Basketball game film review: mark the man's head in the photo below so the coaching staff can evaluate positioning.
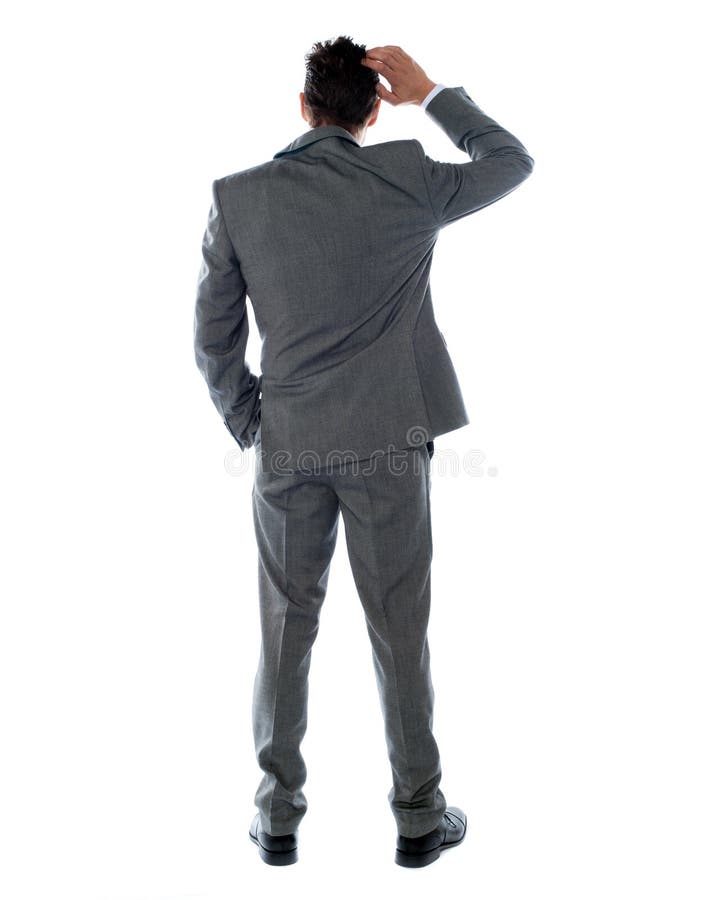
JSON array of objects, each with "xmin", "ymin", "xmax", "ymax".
[{"xmin": 300, "ymin": 35, "xmax": 381, "ymax": 144}]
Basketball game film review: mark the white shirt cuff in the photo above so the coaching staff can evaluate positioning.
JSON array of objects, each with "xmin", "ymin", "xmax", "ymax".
[{"xmin": 420, "ymin": 83, "xmax": 447, "ymax": 110}]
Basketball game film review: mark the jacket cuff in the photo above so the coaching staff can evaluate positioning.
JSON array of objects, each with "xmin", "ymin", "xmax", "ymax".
[{"xmin": 223, "ymin": 380, "xmax": 262, "ymax": 450}]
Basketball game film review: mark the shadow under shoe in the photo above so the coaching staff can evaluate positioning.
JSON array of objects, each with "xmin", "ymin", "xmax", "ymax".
[
  {"xmin": 249, "ymin": 813, "xmax": 299, "ymax": 866},
  {"xmin": 395, "ymin": 806, "xmax": 467, "ymax": 868}
]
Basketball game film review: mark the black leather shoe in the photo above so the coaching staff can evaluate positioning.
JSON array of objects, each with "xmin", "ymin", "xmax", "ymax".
[
  {"xmin": 395, "ymin": 806, "xmax": 467, "ymax": 867},
  {"xmin": 249, "ymin": 813, "xmax": 298, "ymax": 866}
]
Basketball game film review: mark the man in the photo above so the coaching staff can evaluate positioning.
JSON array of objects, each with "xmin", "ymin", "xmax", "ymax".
[{"xmin": 194, "ymin": 36, "xmax": 533, "ymax": 867}]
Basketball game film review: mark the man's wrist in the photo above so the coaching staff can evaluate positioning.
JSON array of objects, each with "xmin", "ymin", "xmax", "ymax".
[
  {"xmin": 415, "ymin": 80, "xmax": 437, "ymax": 105},
  {"xmin": 418, "ymin": 82, "xmax": 446, "ymax": 109}
]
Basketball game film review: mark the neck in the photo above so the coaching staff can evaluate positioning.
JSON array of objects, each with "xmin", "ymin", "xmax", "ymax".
[{"xmin": 310, "ymin": 121, "xmax": 364, "ymax": 142}]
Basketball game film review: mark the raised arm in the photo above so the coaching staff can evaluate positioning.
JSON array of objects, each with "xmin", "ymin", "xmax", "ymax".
[{"xmin": 361, "ymin": 45, "xmax": 534, "ymax": 228}]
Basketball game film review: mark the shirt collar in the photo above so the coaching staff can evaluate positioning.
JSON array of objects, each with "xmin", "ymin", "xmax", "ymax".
[{"xmin": 273, "ymin": 125, "xmax": 361, "ymax": 159}]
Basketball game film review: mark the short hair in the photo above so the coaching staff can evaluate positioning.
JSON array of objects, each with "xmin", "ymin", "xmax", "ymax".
[{"xmin": 303, "ymin": 35, "xmax": 379, "ymax": 131}]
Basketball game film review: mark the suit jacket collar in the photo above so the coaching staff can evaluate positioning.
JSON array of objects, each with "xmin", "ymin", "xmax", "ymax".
[{"xmin": 273, "ymin": 125, "xmax": 360, "ymax": 159}]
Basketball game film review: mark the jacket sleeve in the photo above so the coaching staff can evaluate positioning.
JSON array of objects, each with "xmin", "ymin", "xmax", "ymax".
[
  {"xmin": 414, "ymin": 85, "xmax": 534, "ymax": 229},
  {"xmin": 194, "ymin": 178, "xmax": 261, "ymax": 450}
]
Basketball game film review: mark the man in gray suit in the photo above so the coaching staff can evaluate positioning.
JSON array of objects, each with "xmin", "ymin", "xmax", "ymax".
[{"xmin": 194, "ymin": 36, "xmax": 533, "ymax": 867}]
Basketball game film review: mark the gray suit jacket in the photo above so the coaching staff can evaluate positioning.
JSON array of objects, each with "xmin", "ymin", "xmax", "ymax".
[{"xmin": 194, "ymin": 85, "xmax": 533, "ymax": 473}]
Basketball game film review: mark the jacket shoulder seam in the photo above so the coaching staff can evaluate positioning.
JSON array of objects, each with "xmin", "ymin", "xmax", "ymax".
[{"xmin": 412, "ymin": 139, "xmax": 439, "ymax": 227}]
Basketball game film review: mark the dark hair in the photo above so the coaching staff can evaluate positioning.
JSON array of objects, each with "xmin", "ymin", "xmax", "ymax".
[{"xmin": 303, "ymin": 35, "xmax": 379, "ymax": 132}]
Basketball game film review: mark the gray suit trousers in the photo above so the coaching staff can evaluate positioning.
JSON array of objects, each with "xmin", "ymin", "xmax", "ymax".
[{"xmin": 251, "ymin": 441, "xmax": 446, "ymax": 838}]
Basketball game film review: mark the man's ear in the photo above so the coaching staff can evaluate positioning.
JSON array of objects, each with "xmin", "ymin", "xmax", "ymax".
[{"xmin": 367, "ymin": 96, "xmax": 382, "ymax": 127}]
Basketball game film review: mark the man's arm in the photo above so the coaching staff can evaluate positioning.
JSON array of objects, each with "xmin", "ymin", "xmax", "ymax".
[
  {"xmin": 416, "ymin": 85, "xmax": 534, "ymax": 228},
  {"xmin": 361, "ymin": 46, "xmax": 534, "ymax": 228},
  {"xmin": 194, "ymin": 178, "xmax": 261, "ymax": 450}
]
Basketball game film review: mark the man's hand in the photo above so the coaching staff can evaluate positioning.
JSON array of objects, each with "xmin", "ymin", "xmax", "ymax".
[{"xmin": 360, "ymin": 45, "xmax": 436, "ymax": 106}]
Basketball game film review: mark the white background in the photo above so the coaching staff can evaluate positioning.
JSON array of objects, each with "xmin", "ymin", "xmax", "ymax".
[{"xmin": 2, "ymin": 1, "xmax": 719, "ymax": 898}]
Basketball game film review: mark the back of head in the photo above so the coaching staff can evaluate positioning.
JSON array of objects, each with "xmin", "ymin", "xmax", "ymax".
[{"xmin": 304, "ymin": 35, "xmax": 379, "ymax": 132}]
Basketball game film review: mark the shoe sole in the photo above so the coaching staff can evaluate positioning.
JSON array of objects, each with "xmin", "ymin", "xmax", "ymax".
[
  {"xmin": 249, "ymin": 830, "xmax": 298, "ymax": 866},
  {"xmin": 395, "ymin": 829, "xmax": 466, "ymax": 868}
]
